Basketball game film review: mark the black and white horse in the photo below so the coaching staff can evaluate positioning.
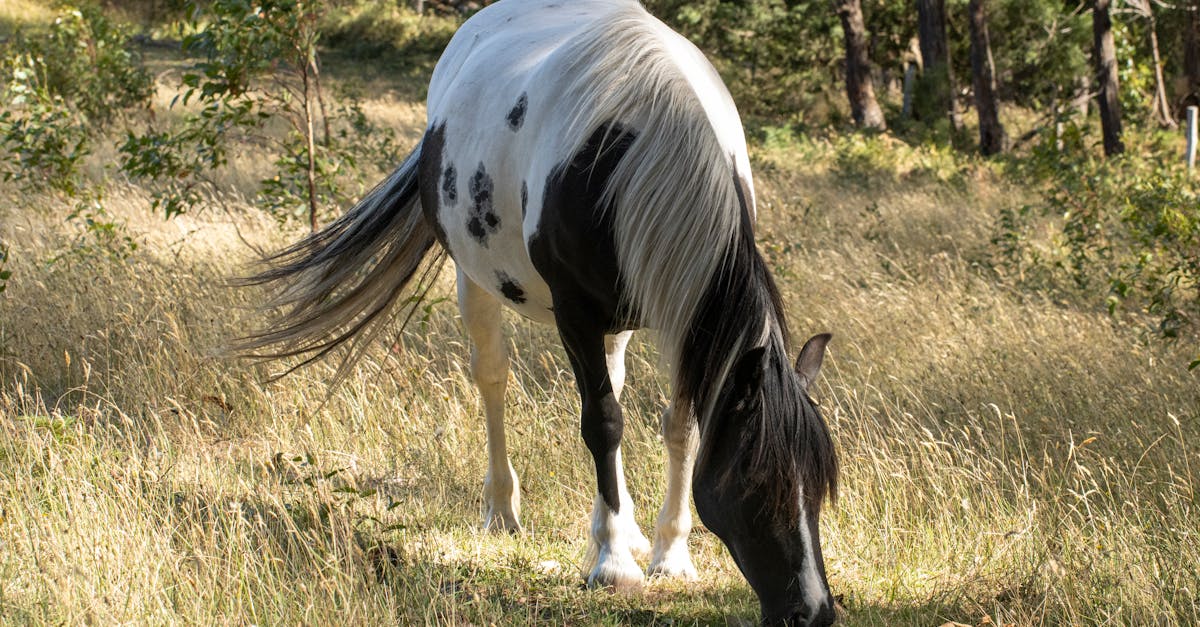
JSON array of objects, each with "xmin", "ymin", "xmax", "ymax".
[{"xmin": 242, "ymin": 1, "xmax": 838, "ymax": 623}]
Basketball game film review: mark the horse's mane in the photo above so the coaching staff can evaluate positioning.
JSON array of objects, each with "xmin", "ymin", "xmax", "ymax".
[
  {"xmin": 556, "ymin": 3, "xmax": 742, "ymax": 375},
  {"xmin": 554, "ymin": 3, "xmax": 837, "ymax": 519}
]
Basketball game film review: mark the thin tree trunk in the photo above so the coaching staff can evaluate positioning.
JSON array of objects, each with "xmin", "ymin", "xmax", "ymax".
[
  {"xmin": 902, "ymin": 61, "xmax": 918, "ymax": 118},
  {"xmin": 968, "ymin": 0, "xmax": 1005, "ymax": 154},
  {"xmin": 837, "ymin": 0, "xmax": 887, "ymax": 129},
  {"xmin": 1146, "ymin": 6, "xmax": 1176, "ymax": 127},
  {"xmin": 915, "ymin": 0, "xmax": 962, "ymax": 131},
  {"xmin": 1073, "ymin": 71, "xmax": 1091, "ymax": 118},
  {"xmin": 1093, "ymin": 0, "xmax": 1124, "ymax": 156},
  {"xmin": 301, "ymin": 58, "xmax": 319, "ymax": 232},
  {"xmin": 312, "ymin": 56, "xmax": 331, "ymax": 146}
]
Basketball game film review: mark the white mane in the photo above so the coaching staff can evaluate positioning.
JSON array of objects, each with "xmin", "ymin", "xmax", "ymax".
[{"xmin": 552, "ymin": 3, "xmax": 756, "ymax": 398}]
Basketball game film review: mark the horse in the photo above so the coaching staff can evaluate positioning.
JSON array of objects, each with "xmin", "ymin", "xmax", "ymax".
[{"xmin": 239, "ymin": 1, "xmax": 838, "ymax": 624}]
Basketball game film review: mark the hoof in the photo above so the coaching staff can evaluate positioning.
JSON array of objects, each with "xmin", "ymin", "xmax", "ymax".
[
  {"xmin": 587, "ymin": 549, "xmax": 645, "ymax": 592},
  {"xmin": 648, "ymin": 548, "xmax": 698, "ymax": 580},
  {"xmin": 483, "ymin": 508, "xmax": 522, "ymax": 534}
]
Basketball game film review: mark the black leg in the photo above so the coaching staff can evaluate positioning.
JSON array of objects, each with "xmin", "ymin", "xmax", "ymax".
[{"xmin": 555, "ymin": 309, "xmax": 624, "ymax": 514}]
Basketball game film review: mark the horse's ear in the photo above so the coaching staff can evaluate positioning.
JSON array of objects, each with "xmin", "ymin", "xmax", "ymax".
[
  {"xmin": 795, "ymin": 333, "xmax": 832, "ymax": 392},
  {"xmin": 731, "ymin": 346, "xmax": 767, "ymax": 399}
]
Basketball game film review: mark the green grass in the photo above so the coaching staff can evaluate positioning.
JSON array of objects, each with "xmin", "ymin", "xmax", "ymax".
[{"xmin": 2, "ymin": 39, "xmax": 1199, "ymax": 626}]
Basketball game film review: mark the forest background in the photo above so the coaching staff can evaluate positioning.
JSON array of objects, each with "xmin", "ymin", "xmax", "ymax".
[{"xmin": 1, "ymin": 0, "xmax": 1198, "ymax": 625}]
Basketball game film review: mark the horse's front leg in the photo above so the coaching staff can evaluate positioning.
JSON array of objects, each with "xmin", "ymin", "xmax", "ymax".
[
  {"xmin": 603, "ymin": 331, "xmax": 652, "ymax": 560},
  {"xmin": 458, "ymin": 270, "xmax": 521, "ymax": 532},
  {"xmin": 557, "ymin": 320, "xmax": 645, "ymax": 591},
  {"xmin": 648, "ymin": 401, "xmax": 699, "ymax": 579}
]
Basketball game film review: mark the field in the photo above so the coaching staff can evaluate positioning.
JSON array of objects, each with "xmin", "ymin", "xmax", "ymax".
[{"xmin": 3, "ymin": 14, "xmax": 1200, "ymax": 627}]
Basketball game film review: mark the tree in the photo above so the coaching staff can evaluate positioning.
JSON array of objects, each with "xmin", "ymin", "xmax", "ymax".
[
  {"xmin": 836, "ymin": 0, "xmax": 886, "ymax": 129},
  {"xmin": 967, "ymin": 0, "xmax": 1005, "ymax": 154},
  {"xmin": 1093, "ymin": 0, "xmax": 1125, "ymax": 155},
  {"xmin": 1125, "ymin": 0, "xmax": 1176, "ymax": 127},
  {"xmin": 915, "ymin": 0, "xmax": 962, "ymax": 131}
]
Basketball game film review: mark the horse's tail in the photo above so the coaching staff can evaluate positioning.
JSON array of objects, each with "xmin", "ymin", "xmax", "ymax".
[{"xmin": 234, "ymin": 141, "xmax": 446, "ymax": 382}]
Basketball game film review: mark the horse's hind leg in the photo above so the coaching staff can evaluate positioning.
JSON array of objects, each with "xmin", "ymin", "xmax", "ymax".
[
  {"xmin": 603, "ymin": 331, "xmax": 652, "ymax": 559},
  {"xmin": 647, "ymin": 401, "xmax": 699, "ymax": 579},
  {"xmin": 458, "ymin": 269, "xmax": 521, "ymax": 532}
]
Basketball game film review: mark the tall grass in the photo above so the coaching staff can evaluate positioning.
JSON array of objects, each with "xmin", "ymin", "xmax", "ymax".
[{"xmin": 2, "ymin": 74, "xmax": 1198, "ymax": 627}]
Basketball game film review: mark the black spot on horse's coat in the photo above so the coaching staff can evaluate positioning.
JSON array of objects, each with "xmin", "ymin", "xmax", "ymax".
[
  {"xmin": 496, "ymin": 271, "xmax": 527, "ymax": 304},
  {"xmin": 467, "ymin": 163, "xmax": 500, "ymax": 245},
  {"xmin": 441, "ymin": 164, "xmax": 457, "ymax": 204},
  {"xmin": 506, "ymin": 93, "xmax": 527, "ymax": 131},
  {"xmin": 467, "ymin": 216, "xmax": 486, "ymax": 241},
  {"xmin": 417, "ymin": 122, "xmax": 450, "ymax": 248},
  {"xmin": 521, "ymin": 180, "xmax": 528, "ymax": 217}
]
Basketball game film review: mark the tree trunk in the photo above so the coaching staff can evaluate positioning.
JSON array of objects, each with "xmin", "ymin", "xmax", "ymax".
[
  {"xmin": 915, "ymin": 0, "xmax": 962, "ymax": 131},
  {"xmin": 967, "ymin": 0, "xmax": 1005, "ymax": 154},
  {"xmin": 1073, "ymin": 72, "xmax": 1091, "ymax": 118},
  {"xmin": 1092, "ymin": 0, "xmax": 1124, "ymax": 156},
  {"xmin": 1145, "ymin": 4, "xmax": 1176, "ymax": 127},
  {"xmin": 836, "ymin": 0, "xmax": 887, "ymax": 130}
]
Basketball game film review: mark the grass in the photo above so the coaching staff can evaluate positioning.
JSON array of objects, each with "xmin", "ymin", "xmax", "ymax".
[
  {"xmin": 0, "ymin": 0, "xmax": 53, "ymax": 39},
  {"xmin": 2, "ymin": 29, "xmax": 1200, "ymax": 627}
]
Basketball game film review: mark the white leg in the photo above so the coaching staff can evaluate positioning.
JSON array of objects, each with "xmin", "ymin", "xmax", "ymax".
[
  {"xmin": 585, "ymin": 450, "xmax": 646, "ymax": 590},
  {"xmin": 458, "ymin": 271, "xmax": 520, "ymax": 532},
  {"xmin": 602, "ymin": 332, "xmax": 650, "ymax": 558},
  {"xmin": 648, "ymin": 402, "xmax": 699, "ymax": 579}
]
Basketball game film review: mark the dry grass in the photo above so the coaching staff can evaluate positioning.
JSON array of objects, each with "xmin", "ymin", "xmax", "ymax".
[{"xmin": 2, "ymin": 59, "xmax": 1199, "ymax": 627}]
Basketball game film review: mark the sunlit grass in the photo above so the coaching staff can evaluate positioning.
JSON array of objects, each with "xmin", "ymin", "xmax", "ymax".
[
  {"xmin": 0, "ymin": 0, "xmax": 53, "ymax": 39},
  {"xmin": 2, "ymin": 63, "xmax": 1198, "ymax": 626}
]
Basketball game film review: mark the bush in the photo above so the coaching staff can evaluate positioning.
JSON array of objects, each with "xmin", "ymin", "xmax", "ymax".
[
  {"xmin": 8, "ymin": 2, "xmax": 152, "ymax": 127},
  {"xmin": 120, "ymin": 0, "xmax": 404, "ymax": 225},
  {"xmin": 320, "ymin": 1, "xmax": 458, "ymax": 59},
  {"xmin": 0, "ymin": 2, "xmax": 152, "ymax": 194},
  {"xmin": 992, "ymin": 130, "xmax": 1200, "ymax": 367}
]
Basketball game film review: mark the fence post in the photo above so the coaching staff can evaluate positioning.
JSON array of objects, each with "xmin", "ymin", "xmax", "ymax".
[{"xmin": 1188, "ymin": 106, "xmax": 1198, "ymax": 172}]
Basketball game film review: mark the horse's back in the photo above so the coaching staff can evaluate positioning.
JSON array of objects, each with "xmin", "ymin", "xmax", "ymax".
[{"xmin": 420, "ymin": 0, "xmax": 752, "ymax": 325}]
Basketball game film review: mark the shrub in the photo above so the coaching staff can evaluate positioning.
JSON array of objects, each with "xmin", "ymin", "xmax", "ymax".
[{"xmin": 992, "ymin": 130, "xmax": 1200, "ymax": 368}]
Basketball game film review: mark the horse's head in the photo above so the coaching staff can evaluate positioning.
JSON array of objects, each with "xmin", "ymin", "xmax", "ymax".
[{"xmin": 693, "ymin": 334, "xmax": 838, "ymax": 626}]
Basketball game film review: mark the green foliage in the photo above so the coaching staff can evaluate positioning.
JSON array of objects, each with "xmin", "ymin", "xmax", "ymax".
[
  {"xmin": 318, "ymin": 0, "xmax": 458, "ymax": 59},
  {"xmin": 0, "ymin": 2, "xmax": 151, "ymax": 262},
  {"xmin": 647, "ymin": 0, "xmax": 841, "ymax": 118},
  {"xmin": 988, "ymin": 0, "xmax": 1090, "ymax": 111},
  {"xmin": 0, "ymin": 2, "xmax": 150, "ymax": 194},
  {"xmin": 8, "ymin": 2, "xmax": 152, "ymax": 126},
  {"xmin": 0, "ymin": 54, "xmax": 90, "ymax": 195},
  {"xmin": 121, "ymin": 0, "xmax": 399, "ymax": 223},
  {"xmin": 61, "ymin": 193, "xmax": 140, "ymax": 262},
  {"xmin": 992, "ymin": 132, "xmax": 1200, "ymax": 363}
]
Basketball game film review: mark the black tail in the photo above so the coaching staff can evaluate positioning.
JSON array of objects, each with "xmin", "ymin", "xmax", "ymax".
[{"xmin": 235, "ymin": 141, "xmax": 446, "ymax": 382}]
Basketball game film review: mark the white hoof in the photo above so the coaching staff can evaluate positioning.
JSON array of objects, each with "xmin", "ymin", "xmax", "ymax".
[
  {"xmin": 482, "ymin": 467, "xmax": 521, "ymax": 533},
  {"xmin": 648, "ymin": 546, "xmax": 698, "ymax": 580},
  {"xmin": 587, "ymin": 548, "xmax": 645, "ymax": 592},
  {"xmin": 483, "ymin": 507, "xmax": 522, "ymax": 533}
]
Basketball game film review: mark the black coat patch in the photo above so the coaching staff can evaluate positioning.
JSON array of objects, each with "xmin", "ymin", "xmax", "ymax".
[
  {"xmin": 506, "ymin": 93, "xmax": 528, "ymax": 131},
  {"xmin": 520, "ymin": 180, "xmax": 528, "ymax": 218},
  {"xmin": 496, "ymin": 271, "xmax": 527, "ymax": 304},
  {"xmin": 442, "ymin": 164, "xmax": 457, "ymax": 204},
  {"xmin": 467, "ymin": 163, "xmax": 500, "ymax": 245},
  {"xmin": 417, "ymin": 122, "xmax": 450, "ymax": 248}
]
